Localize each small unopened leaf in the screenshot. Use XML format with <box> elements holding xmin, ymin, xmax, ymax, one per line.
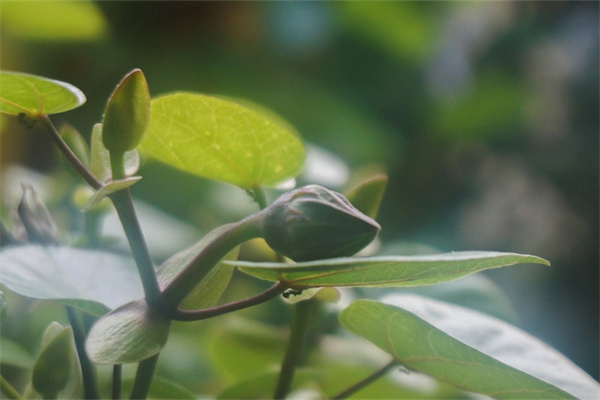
<box><xmin>140</xmin><ymin>93</ymin><xmax>304</xmax><ymax>188</ymax></box>
<box><xmin>340</xmin><ymin>298</ymin><xmax>598</xmax><ymax>399</ymax></box>
<box><xmin>345</xmin><ymin>174</ymin><xmax>388</xmax><ymax>219</ymax></box>
<box><xmin>32</xmin><ymin>324</ymin><xmax>81</xmax><ymax>399</ymax></box>
<box><xmin>232</xmin><ymin>251</ymin><xmax>549</xmax><ymax>288</ymax></box>
<box><xmin>0</xmin><ymin>71</ymin><xmax>86</xmax><ymax>116</ymax></box>
<box><xmin>156</xmin><ymin>225</ymin><xmax>239</xmax><ymax>310</ymax></box>
<box><xmin>102</xmin><ymin>69</ymin><xmax>151</xmax><ymax>154</ymax></box>
<box><xmin>85</xmin><ymin>299</ymin><xmax>171</xmax><ymax>364</ymax></box>
<box><xmin>59</xmin><ymin>123</ymin><xmax>90</xmax><ymax>167</ymax></box>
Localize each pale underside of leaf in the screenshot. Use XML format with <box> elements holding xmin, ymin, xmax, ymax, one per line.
<box><xmin>340</xmin><ymin>300</ymin><xmax>578</xmax><ymax>399</ymax></box>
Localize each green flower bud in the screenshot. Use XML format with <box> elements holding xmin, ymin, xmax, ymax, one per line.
<box><xmin>263</xmin><ymin>185</ymin><xmax>381</xmax><ymax>261</ymax></box>
<box><xmin>17</xmin><ymin>184</ymin><xmax>59</xmax><ymax>244</ymax></box>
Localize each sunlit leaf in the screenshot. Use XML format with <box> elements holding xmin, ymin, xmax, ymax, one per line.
<box><xmin>156</xmin><ymin>225</ymin><xmax>239</xmax><ymax>310</ymax></box>
<box><xmin>0</xmin><ymin>0</ymin><xmax>107</xmax><ymax>41</ymax></box>
<box><xmin>0</xmin><ymin>245</ymin><xmax>144</xmax><ymax>315</ymax></box>
<box><xmin>345</xmin><ymin>174</ymin><xmax>388</xmax><ymax>219</ymax></box>
<box><xmin>232</xmin><ymin>251</ymin><xmax>549</xmax><ymax>288</ymax></box>
<box><xmin>85</xmin><ymin>299</ymin><xmax>171</xmax><ymax>365</ymax></box>
<box><xmin>140</xmin><ymin>93</ymin><xmax>305</xmax><ymax>188</ymax></box>
<box><xmin>0</xmin><ymin>71</ymin><xmax>86</xmax><ymax>116</ymax></box>
<box><xmin>340</xmin><ymin>297</ymin><xmax>599</xmax><ymax>399</ymax></box>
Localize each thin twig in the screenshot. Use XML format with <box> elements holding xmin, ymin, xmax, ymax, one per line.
<box><xmin>170</xmin><ymin>281</ymin><xmax>286</xmax><ymax>321</ymax></box>
<box><xmin>330</xmin><ymin>360</ymin><xmax>398</xmax><ymax>400</ymax></box>
<box><xmin>66</xmin><ymin>307</ymin><xmax>99</xmax><ymax>399</ymax></box>
<box><xmin>273</xmin><ymin>300</ymin><xmax>314</xmax><ymax>399</ymax></box>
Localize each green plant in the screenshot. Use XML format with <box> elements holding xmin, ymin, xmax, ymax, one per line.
<box><xmin>0</xmin><ymin>69</ymin><xmax>597</xmax><ymax>400</ymax></box>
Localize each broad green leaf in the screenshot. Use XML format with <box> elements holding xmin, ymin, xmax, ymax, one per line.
<box><xmin>0</xmin><ymin>336</ymin><xmax>34</xmax><ymax>368</ymax></box>
<box><xmin>102</xmin><ymin>69</ymin><xmax>151</xmax><ymax>155</ymax></box>
<box><xmin>156</xmin><ymin>225</ymin><xmax>239</xmax><ymax>310</ymax></box>
<box><xmin>345</xmin><ymin>174</ymin><xmax>388</xmax><ymax>219</ymax></box>
<box><xmin>89</xmin><ymin>123</ymin><xmax>141</xmax><ymax>183</ymax></box>
<box><xmin>140</xmin><ymin>93</ymin><xmax>305</xmax><ymax>188</ymax></box>
<box><xmin>0</xmin><ymin>1</ymin><xmax>107</xmax><ymax>41</ymax></box>
<box><xmin>210</xmin><ymin>318</ymin><xmax>287</xmax><ymax>380</ymax></box>
<box><xmin>0</xmin><ymin>245</ymin><xmax>144</xmax><ymax>315</ymax></box>
<box><xmin>120</xmin><ymin>376</ymin><xmax>196</xmax><ymax>399</ymax></box>
<box><xmin>217</xmin><ymin>369</ymin><xmax>318</xmax><ymax>400</ymax></box>
<box><xmin>32</xmin><ymin>324</ymin><xmax>82</xmax><ymax>399</ymax></box>
<box><xmin>232</xmin><ymin>251</ymin><xmax>549</xmax><ymax>288</ymax></box>
<box><xmin>340</xmin><ymin>297</ymin><xmax>599</xmax><ymax>399</ymax></box>
<box><xmin>0</xmin><ymin>71</ymin><xmax>86</xmax><ymax>116</ymax></box>
<box><xmin>83</xmin><ymin>177</ymin><xmax>142</xmax><ymax>211</ymax></box>
<box><xmin>85</xmin><ymin>299</ymin><xmax>171</xmax><ymax>364</ymax></box>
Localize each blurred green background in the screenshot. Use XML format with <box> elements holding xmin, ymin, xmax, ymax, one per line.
<box><xmin>1</xmin><ymin>0</ymin><xmax>598</xmax><ymax>382</ymax></box>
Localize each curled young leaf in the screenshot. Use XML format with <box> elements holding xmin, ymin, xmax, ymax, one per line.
<box><xmin>101</xmin><ymin>69</ymin><xmax>151</xmax><ymax>155</ymax></box>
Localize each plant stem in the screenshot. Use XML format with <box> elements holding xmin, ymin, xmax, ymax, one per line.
<box><xmin>129</xmin><ymin>354</ymin><xmax>159</xmax><ymax>400</ymax></box>
<box><xmin>112</xmin><ymin>365</ymin><xmax>122</xmax><ymax>400</ymax></box>
<box><xmin>250</xmin><ymin>186</ymin><xmax>268</xmax><ymax>210</ymax></box>
<box><xmin>330</xmin><ymin>360</ymin><xmax>398</xmax><ymax>400</ymax></box>
<box><xmin>66</xmin><ymin>307</ymin><xmax>99</xmax><ymax>399</ymax></box>
<box><xmin>160</xmin><ymin>212</ymin><xmax>265</xmax><ymax>312</ymax></box>
<box><xmin>273</xmin><ymin>299</ymin><xmax>314</xmax><ymax>399</ymax></box>
<box><xmin>171</xmin><ymin>281</ymin><xmax>286</xmax><ymax>321</ymax></box>
<box><xmin>0</xmin><ymin>375</ymin><xmax>22</xmax><ymax>400</ymax></box>
<box><xmin>38</xmin><ymin>115</ymin><xmax>102</xmax><ymax>190</ymax></box>
<box><xmin>109</xmin><ymin>189</ymin><xmax>161</xmax><ymax>308</ymax></box>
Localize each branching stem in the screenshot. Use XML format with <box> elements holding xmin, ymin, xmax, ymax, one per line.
<box><xmin>159</xmin><ymin>212</ymin><xmax>265</xmax><ymax>312</ymax></box>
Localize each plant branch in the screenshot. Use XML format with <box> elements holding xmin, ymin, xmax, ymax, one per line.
<box><xmin>330</xmin><ymin>360</ymin><xmax>398</xmax><ymax>400</ymax></box>
<box><xmin>273</xmin><ymin>299</ymin><xmax>314</xmax><ymax>399</ymax></box>
<box><xmin>37</xmin><ymin>115</ymin><xmax>102</xmax><ymax>190</ymax></box>
<box><xmin>250</xmin><ymin>186</ymin><xmax>268</xmax><ymax>210</ymax></box>
<box><xmin>170</xmin><ymin>281</ymin><xmax>286</xmax><ymax>321</ymax></box>
<box><xmin>109</xmin><ymin>189</ymin><xmax>161</xmax><ymax>308</ymax></box>
<box><xmin>66</xmin><ymin>307</ymin><xmax>99</xmax><ymax>399</ymax></box>
<box><xmin>0</xmin><ymin>375</ymin><xmax>22</xmax><ymax>400</ymax></box>
<box><xmin>129</xmin><ymin>354</ymin><xmax>159</xmax><ymax>400</ymax></box>
<box><xmin>159</xmin><ymin>212</ymin><xmax>265</xmax><ymax>311</ymax></box>
<box><xmin>112</xmin><ymin>365</ymin><xmax>122</xmax><ymax>400</ymax></box>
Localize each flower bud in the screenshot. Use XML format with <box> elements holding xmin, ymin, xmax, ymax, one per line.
<box><xmin>263</xmin><ymin>185</ymin><xmax>381</xmax><ymax>261</ymax></box>
<box><xmin>17</xmin><ymin>184</ymin><xmax>59</xmax><ymax>244</ymax></box>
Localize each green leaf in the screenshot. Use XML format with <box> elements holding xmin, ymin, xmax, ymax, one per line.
<box><xmin>209</xmin><ymin>318</ymin><xmax>287</xmax><ymax>380</ymax></box>
<box><xmin>217</xmin><ymin>369</ymin><xmax>318</xmax><ymax>400</ymax></box>
<box><xmin>140</xmin><ymin>93</ymin><xmax>305</xmax><ymax>188</ymax></box>
<box><xmin>59</xmin><ymin>123</ymin><xmax>90</xmax><ymax>168</ymax></box>
<box><xmin>83</xmin><ymin>177</ymin><xmax>142</xmax><ymax>211</ymax></box>
<box><xmin>120</xmin><ymin>376</ymin><xmax>196</xmax><ymax>399</ymax></box>
<box><xmin>0</xmin><ymin>245</ymin><xmax>144</xmax><ymax>315</ymax></box>
<box><xmin>345</xmin><ymin>174</ymin><xmax>388</xmax><ymax>219</ymax></box>
<box><xmin>85</xmin><ymin>299</ymin><xmax>171</xmax><ymax>365</ymax></box>
<box><xmin>0</xmin><ymin>0</ymin><xmax>107</xmax><ymax>41</ymax></box>
<box><xmin>102</xmin><ymin>69</ymin><xmax>151</xmax><ymax>155</ymax></box>
<box><xmin>156</xmin><ymin>225</ymin><xmax>239</xmax><ymax>310</ymax></box>
<box><xmin>232</xmin><ymin>251</ymin><xmax>549</xmax><ymax>288</ymax></box>
<box><xmin>89</xmin><ymin>123</ymin><xmax>140</xmax><ymax>182</ymax></box>
<box><xmin>32</xmin><ymin>323</ymin><xmax>81</xmax><ymax>399</ymax></box>
<box><xmin>0</xmin><ymin>336</ymin><xmax>34</xmax><ymax>368</ymax></box>
<box><xmin>340</xmin><ymin>297</ymin><xmax>599</xmax><ymax>399</ymax></box>
<box><xmin>0</xmin><ymin>71</ymin><xmax>86</xmax><ymax>116</ymax></box>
